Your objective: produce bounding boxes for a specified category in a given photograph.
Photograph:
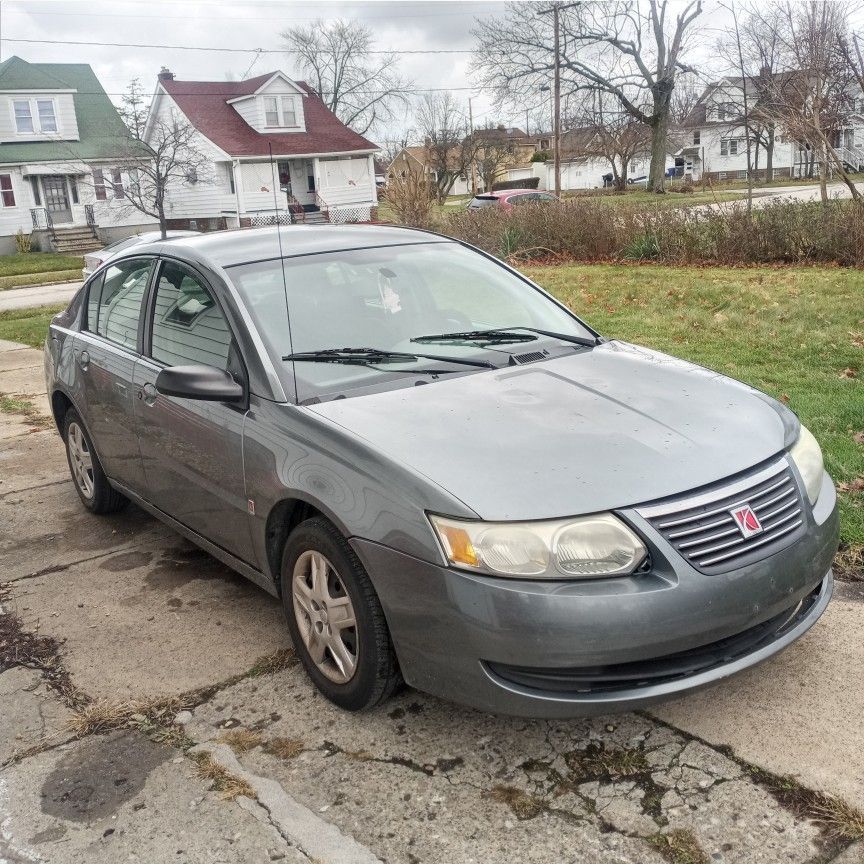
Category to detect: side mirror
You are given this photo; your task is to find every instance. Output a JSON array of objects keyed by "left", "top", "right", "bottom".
[{"left": 155, "top": 364, "right": 244, "bottom": 402}]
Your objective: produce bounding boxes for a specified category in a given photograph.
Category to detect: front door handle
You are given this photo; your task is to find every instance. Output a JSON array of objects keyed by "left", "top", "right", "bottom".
[
  {"left": 140, "top": 382, "right": 157, "bottom": 406},
  {"left": 77, "top": 350, "right": 90, "bottom": 371}
]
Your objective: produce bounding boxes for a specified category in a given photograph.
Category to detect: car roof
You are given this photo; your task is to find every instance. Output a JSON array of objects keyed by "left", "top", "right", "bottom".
[{"left": 132, "top": 224, "right": 449, "bottom": 268}]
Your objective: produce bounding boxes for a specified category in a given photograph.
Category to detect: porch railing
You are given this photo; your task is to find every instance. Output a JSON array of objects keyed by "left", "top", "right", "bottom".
[
  {"left": 30, "top": 207, "right": 56, "bottom": 238},
  {"left": 84, "top": 204, "right": 98, "bottom": 238},
  {"left": 834, "top": 145, "right": 864, "bottom": 172},
  {"left": 314, "top": 192, "right": 375, "bottom": 224}
]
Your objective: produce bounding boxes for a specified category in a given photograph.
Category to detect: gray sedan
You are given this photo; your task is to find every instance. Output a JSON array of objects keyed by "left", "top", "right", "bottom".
[
  {"left": 82, "top": 230, "right": 199, "bottom": 278},
  {"left": 44, "top": 226, "right": 839, "bottom": 716}
]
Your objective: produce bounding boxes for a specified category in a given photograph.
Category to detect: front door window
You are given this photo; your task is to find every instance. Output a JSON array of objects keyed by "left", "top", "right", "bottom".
[{"left": 41, "top": 175, "right": 72, "bottom": 223}]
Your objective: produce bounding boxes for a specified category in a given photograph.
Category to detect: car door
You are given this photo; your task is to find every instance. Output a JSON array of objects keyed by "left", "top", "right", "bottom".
[
  {"left": 74, "top": 256, "right": 154, "bottom": 492},
  {"left": 132, "top": 258, "right": 255, "bottom": 563}
]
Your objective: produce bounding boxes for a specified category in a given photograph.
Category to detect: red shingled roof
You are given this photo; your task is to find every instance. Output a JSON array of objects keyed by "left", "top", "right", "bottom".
[{"left": 160, "top": 72, "right": 378, "bottom": 157}]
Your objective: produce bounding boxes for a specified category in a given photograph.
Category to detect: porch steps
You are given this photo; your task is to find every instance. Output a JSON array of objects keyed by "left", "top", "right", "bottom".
[
  {"left": 301, "top": 211, "right": 328, "bottom": 225},
  {"left": 51, "top": 227, "right": 101, "bottom": 255}
]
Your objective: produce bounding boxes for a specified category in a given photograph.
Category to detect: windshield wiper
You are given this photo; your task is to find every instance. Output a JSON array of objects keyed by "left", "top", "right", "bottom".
[
  {"left": 282, "top": 348, "right": 496, "bottom": 369},
  {"left": 411, "top": 327, "right": 598, "bottom": 348}
]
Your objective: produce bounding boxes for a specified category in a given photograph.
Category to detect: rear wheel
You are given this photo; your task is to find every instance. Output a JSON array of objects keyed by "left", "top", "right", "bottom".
[
  {"left": 63, "top": 409, "right": 128, "bottom": 514},
  {"left": 281, "top": 517, "right": 401, "bottom": 710}
]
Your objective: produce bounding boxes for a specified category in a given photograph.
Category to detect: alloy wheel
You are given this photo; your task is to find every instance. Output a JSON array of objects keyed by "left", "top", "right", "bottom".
[
  {"left": 291, "top": 550, "right": 358, "bottom": 684},
  {"left": 67, "top": 421, "right": 94, "bottom": 499}
]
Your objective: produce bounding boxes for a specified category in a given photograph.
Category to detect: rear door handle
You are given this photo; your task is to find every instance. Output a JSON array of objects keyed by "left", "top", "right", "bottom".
[
  {"left": 77, "top": 350, "right": 90, "bottom": 371},
  {"left": 140, "top": 382, "right": 157, "bottom": 406}
]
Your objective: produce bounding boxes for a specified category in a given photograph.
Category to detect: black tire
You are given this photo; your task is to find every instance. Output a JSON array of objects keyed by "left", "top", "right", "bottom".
[
  {"left": 62, "top": 409, "right": 128, "bottom": 515},
  {"left": 281, "top": 517, "right": 401, "bottom": 711}
]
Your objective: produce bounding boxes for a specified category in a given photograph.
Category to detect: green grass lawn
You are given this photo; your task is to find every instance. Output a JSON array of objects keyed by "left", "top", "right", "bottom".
[
  {"left": 0, "top": 304, "right": 64, "bottom": 346},
  {"left": 3, "top": 264, "right": 861, "bottom": 559},
  {"left": 0, "top": 253, "right": 83, "bottom": 291},
  {"left": 526, "top": 263, "right": 864, "bottom": 559}
]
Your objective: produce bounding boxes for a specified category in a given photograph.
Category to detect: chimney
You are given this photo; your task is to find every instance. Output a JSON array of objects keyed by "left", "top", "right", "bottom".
[{"left": 158, "top": 67, "right": 175, "bottom": 81}]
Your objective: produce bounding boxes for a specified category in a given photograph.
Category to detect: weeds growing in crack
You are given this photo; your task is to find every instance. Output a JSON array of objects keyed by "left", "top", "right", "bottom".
[
  {"left": 565, "top": 742, "right": 650, "bottom": 780},
  {"left": 263, "top": 737, "right": 305, "bottom": 760},
  {"left": 487, "top": 785, "right": 546, "bottom": 820},
  {"left": 648, "top": 829, "right": 710, "bottom": 864},
  {"left": 247, "top": 649, "right": 296, "bottom": 677},
  {"left": 219, "top": 729, "right": 264, "bottom": 753},
  {"left": 0, "top": 582, "right": 86, "bottom": 711},
  {"left": 190, "top": 751, "right": 255, "bottom": 800},
  {"left": 0, "top": 394, "right": 52, "bottom": 429}
]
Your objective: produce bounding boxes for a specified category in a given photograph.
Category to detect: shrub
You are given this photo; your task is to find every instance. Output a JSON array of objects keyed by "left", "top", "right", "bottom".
[
  {"left": 14, "top": 230, "right": 32, "bottom": 254},
  {"left": 491, "top": 177, "right": 540, "bottom": 191},
  {"left": 383, "top": 170, "right": 435, "bottom": 229},
  {"left": 444, "top": 198, "right": 864, "bottom": 266}
]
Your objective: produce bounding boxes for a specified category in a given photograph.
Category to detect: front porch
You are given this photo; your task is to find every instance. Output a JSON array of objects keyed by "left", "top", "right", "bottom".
[
  {"left": 231, "top": 154, "right": 378, "bottom": 227},
  {"left": 27, "top": 169, "right": 101, "bottom": 252}
]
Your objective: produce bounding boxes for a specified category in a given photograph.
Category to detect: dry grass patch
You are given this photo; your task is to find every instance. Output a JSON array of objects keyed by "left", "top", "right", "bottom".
[
  {"left": 191, "top": 751, "right": 255, "bottom": 800},
  {"left": 66, "top": 696, "right": 187, "bottom": 738},
  {"left": 487, "top": 784, "right": 545, "bottom": 820},
  {"left": 834, "top": 545, "right": 864, "bottom": 582},
  {"left": 649, "top": 829, "right": 710, "bottom": 864},
  {"left": 263, "top": 737, "right": 305, "bottom": 760},
  {"left": 565, "top": 743, "right": 650, "bottom": 780},
  {"left": 247, "top": 648, "right": 296, "bottom": 677},
  {"left": 0, "top": 394, "right": 52, "bottom": 429},
  {"left": 218, "top": 728, "right": 263, "bottom": 753},
  {"left": 811, "top": 796, "right": 864, "bottom": 842}
]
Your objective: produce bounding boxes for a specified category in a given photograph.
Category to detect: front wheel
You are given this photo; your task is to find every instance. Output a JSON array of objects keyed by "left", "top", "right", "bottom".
[{"left": 281, "top": 517, "right": 401, "bottom": 711}]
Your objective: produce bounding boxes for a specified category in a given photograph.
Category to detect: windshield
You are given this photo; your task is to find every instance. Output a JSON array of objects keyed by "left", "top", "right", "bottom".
[
  {"left": 467, "top": 197, "right": 499, "bottom": 208},
  {"left": 227, "top": 241, "right": 594, "bottom": 401}
]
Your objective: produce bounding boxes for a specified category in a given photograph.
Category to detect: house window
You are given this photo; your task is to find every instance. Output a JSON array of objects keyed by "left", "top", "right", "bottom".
[
  {"left": 737, "top": 170, "right": 747, "bottom": 179},
  {"left": 264, "top": 95, "right": 298, "bottom": 127},
  {"left": 185, "top": 166, "right": 198, "bottom": 184},
  {"left": 36, "top": 100, "right": 57, "bottom": 133},
  {"left": 718, "top": 172, "right": 727, "bottom": 180},
  {"left": 720, "top": 138, "right": 740, "bottom": 156},
  {"left": 693, "top": 130, "right": 700, "bottom": 145},
  {"left": 69, "top": 176, "right": 79, "bottom": 204},
  {"left": 277, "top": 160, "right": 291, "bottom": 191},
  {"left": 226, "top": 164, "right": 235, "bottom": 194},
  {"left": 307, "top": 167, "right": 315, "bottom": 192},
  {"left": 93, "top": 168, "right": 107, "bottom": 201},
  {"left": 29, "top": 176, "right": 41, "bottom": 206},
  {"left": 13, "top": 100, "right": 33, "bottom": 133},
  {"left": 264, "top": 96, "right": 280, "bottom": 127},
  {"left": 111, "top": 169, "right": 124, "bottom": 199},
  {"left": 0, "top": 174, "right": 15, "bottom": 207}
]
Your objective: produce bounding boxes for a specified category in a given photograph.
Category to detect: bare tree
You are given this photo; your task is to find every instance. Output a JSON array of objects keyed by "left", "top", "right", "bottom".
[
  {"left": 568, "top": 93, "right": 652, "bottom": 189},
  {"left": 99, "top": 79, "right": 212, "bottom": 239},
  {"left": 670, "top": 74, "right": 701, "bottom": 125},
  {"left": 473, "top": 0, "right": 704, "bottom": 193},
  {"left": 415, "top": 93, "right": 476, "bottom": 203},
  {"left": 282, "top": 19, "right": 411, "bottom": 136},
  {"left": 757, "top": 2, "right": 861, "bottom": 204}
]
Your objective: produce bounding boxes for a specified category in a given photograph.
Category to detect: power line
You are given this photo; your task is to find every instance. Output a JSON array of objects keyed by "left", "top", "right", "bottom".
[{"left": 1, "top": 36, "right": 474, "bottom": 54}]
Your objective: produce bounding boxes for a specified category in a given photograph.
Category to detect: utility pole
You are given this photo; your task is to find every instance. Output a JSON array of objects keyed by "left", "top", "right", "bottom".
[
  {"left": 538, "top": 2, "right": 570, "bottom": 197},
  {"left": 468, "top": 96, "right": 478, "bottom": 195}
]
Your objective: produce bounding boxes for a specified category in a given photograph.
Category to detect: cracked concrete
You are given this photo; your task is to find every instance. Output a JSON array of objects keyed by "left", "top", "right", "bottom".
[{"left": 1, "top": 336, "right": 862, "bottom": 863}]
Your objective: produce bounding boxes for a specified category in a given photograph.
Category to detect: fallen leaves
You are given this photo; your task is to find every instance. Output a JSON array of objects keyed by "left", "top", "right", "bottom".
[
  {"left": 839, "top": 367, "right": 858, "bottom": 379},
  {"left": 837, "top": 477, "right": 864, "bottom": 494}
]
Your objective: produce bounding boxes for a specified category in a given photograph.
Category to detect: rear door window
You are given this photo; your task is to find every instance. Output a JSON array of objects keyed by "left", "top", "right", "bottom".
[{"left": 85, "top": 257, "right": 153, "bottom": 351}]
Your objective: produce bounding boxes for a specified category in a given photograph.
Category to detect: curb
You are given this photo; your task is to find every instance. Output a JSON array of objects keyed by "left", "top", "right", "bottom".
[{"left": 191, "top": 742, "right": 382, "bottom": 864}]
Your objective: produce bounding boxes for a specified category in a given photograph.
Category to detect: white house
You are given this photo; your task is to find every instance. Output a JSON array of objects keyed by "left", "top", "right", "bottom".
[
  {"left": 0, "top": 56, "right": 155, "bottom": 254},
  {"left": 678, "top": 75, "right": 864, "bottom": 181},
  {"left": 147, "top": 70, "right": 380, "bottom": 228}
]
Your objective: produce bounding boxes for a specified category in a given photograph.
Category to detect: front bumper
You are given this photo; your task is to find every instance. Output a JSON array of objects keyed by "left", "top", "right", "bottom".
[{"left": 351, "top": 470, "right": 839, "bottom": 718}]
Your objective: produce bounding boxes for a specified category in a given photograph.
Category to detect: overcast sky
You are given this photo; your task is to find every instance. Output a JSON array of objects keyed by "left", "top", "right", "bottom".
[
  {"left": 3, "top": 0, "right": 861, "bottom": 147},
  {"left": 1, "top": 0, "right": 522, "bottom": 144}
]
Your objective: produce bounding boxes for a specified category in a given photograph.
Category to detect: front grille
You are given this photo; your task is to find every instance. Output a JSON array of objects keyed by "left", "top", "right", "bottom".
[
  {"left": 484, "top": 585, "right": 822, "bottom": 695},
  {"left": 642, "top": 460, "right": 805, "bottom": 574}
]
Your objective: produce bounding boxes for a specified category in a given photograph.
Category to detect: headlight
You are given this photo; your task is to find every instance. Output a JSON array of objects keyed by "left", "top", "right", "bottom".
[
  {"left": 788, "top": 424, "right": 824, "bottom": 505},
  {"left": 429, "top": 513, "right": 647, "bottom": 579}
]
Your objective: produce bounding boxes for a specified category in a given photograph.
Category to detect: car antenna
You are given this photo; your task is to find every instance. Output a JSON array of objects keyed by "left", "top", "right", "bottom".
[{"left": 269, "top": 142, "right": 299, "bottom": 403}]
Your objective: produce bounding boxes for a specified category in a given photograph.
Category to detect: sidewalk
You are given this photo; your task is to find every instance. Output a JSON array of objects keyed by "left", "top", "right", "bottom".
[{"left": 0, "top": 280, "right": 82, "bottom": 313}]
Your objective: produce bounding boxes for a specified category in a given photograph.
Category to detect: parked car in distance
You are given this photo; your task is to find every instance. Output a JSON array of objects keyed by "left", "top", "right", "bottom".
[
  {"left": 467, "top": 189, "right": 560, "bottom": 212},
  {"left": 45, "top": 225, "right": 838, "bottom": 718},
  {"left": 627, "top": 175, "right": 649, "bottom": 186},
  {"left": 82, "top": 230, "right": 199, "bottom": 278}
]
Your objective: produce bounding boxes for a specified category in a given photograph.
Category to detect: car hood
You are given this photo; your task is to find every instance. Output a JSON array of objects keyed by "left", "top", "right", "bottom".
[{"left": 307, "top": 341, "right": 794, "bottom": 521}]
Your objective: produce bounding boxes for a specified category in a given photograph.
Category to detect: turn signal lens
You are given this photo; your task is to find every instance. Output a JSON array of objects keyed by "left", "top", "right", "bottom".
[{"left": 429, "top": 513, "right": 646, "bottom": 579}]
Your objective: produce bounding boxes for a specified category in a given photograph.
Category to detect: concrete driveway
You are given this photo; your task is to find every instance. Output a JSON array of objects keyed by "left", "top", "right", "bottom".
[{"left": 1, "top": 338, "right": 861, "bottom": 864}]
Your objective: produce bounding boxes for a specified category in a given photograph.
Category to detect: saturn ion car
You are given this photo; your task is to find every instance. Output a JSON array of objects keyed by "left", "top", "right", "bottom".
[{"left": 44, "top": 226, "right": 839, "bottom": 716}]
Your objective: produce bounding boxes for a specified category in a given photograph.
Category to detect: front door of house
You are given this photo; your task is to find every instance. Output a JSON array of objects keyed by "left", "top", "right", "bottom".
[{"left": 42, "top": 175, "right": 72, "bottom": 224}]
